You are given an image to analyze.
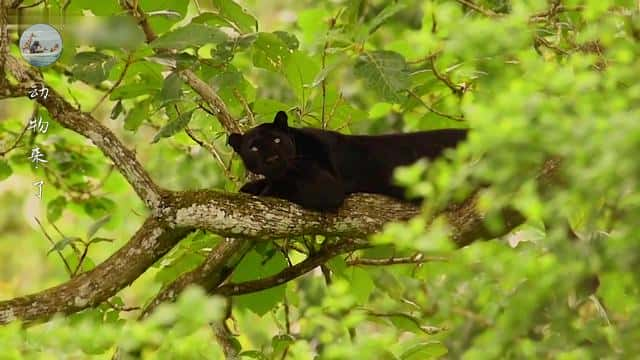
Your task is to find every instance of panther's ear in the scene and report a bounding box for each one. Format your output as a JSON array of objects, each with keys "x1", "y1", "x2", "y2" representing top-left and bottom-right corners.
[
  {"x1": 273, "y1": 111, "x2": 288, "y2": 129},
  {"x1": 228, "y1": 133, "x2": 243, "y2": 152}
]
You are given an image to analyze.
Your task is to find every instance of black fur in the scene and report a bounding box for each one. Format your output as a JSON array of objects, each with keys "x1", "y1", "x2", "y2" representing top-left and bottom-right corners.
[{"x1": 228, "y1": 111, "x2": 467, "y2": 211}]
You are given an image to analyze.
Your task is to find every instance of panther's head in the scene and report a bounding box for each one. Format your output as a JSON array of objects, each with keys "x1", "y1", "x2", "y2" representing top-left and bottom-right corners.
[{"x1": 228, "y1": 111, "x2": 296, "y2": 179}]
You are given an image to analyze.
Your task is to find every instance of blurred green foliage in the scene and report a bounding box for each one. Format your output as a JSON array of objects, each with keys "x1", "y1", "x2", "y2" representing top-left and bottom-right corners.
[{"x1": 1, "y1": 0, "x2": 639, "y2": 359}]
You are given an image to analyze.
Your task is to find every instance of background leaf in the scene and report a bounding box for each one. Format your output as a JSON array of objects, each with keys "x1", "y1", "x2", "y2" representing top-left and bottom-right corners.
[{"x1": 354, "y1": 50, "x2": 410, "y2": 103}]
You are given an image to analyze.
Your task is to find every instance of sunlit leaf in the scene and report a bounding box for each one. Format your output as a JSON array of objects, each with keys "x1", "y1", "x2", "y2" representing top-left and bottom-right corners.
[
  {"x1": 150, "y1": 23, "x2": 227, "y2": 49},
  {"x1": 87, "y1": 215, "x2": 111, "y2": 240},
  {"x1": 152, "y1": 109, "x2": 195, "y2": 143},
  {"x1": 72, "y1": 52, "x2": 117, "y2": 86},
  {"x1": 0, "y1": 159, "x2": 12, "y2": 181},
  {"x1": 354, "y1": 50, "x2": 410, "y2": 102}
]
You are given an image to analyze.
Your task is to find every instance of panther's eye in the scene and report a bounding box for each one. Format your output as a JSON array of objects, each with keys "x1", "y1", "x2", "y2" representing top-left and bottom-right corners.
[
  {"x1": 250, "y1": 146, "x2": 259, "y2": 152},
  {"x1": 273, "y1": 138, "x2": 281, "y2": 144}
]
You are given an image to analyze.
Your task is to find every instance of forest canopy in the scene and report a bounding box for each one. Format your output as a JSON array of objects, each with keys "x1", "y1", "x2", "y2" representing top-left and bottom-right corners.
[{"x1": 0, "y1": 0, "x2": 639, "y2": 359}]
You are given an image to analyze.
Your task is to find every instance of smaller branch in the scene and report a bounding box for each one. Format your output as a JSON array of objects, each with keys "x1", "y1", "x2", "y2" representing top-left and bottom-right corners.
[
  {"x1": 215, "y1": 239, "x2": 367, "y2": 296},
  {"x1": 406, "y1": 51, "x2": 440, "y2": 65},
  {"x1": 534, "y1": 36, "x2": 570, "y2": 56},
  {"x1": 455, "y1": 0, "x2": 498, "y2": 17},
  {"x1": 140, "y1": 237, "x2": 253, "y2": 318},
  {"x1": 232, "y1": 88, "x2": 255, "y2": 126},
  {"x1": 122, "y1": 0, "x2": 157, "y2": 42},
  {"x1": 211, "y1": 300, "x2": 239, "y2": 360},
  {"x1": 280, "y1": 295, "x2": 292, "y2": 360},
  {"x1": 9, "y1": 0, "x2": 25, "y2": 8},
  {"x1": 429, "y1": 57, "x2": 464, "y2": 96},
  {"x1": 178, "y1": 69, "x2": 241, "y2": 133},
  {"x1": 105, "y1": 299, "x2": 140, "y2": 312},
  {"x1": 17, "y1": 0, "x2": 45, "y2": 9},
  {"x1": 529, "y1": 4, "x2": 584, "y2": 23},
  {"x1": 185, "y1": 126, "x2": 237, "y2": 182},
  {"x1": 212, "y1": 322, "x2": 239, "y2": 359},
  {"x1": 407, "y1": 89, "x2": 465, "y2": 122},
  {"x1": 347, "y1": 253, "x2": 448, "y2": 266}
]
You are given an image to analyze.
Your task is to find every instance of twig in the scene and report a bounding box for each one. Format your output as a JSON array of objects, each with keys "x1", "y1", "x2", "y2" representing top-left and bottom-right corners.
[
  {"x1": 529, "y1": 4, "x2": 584, "y2": 23},
  {"x1": 407, "y1": 89, "x2": 465, "y2": 122},
  {"x1": 233, "y1": 88, "x2": 255, "y2": 126},
  {"x1": 34, "y1": 217, "x2": 74, "y2": 276},
  {"x1": 320, "y1": 13, "x2": 339, "y2": 129},
  {"x1": 455, "y1": 0, "x2": 498, "y2": 17},
  {"x1": 429, "y1": 56, "x2": 464, "y2": 96},
  {"x1": 105, "y1": 299, "x2": 140, "y2": 312},
  {"x1": 347, "y1": 253, "x2": 449, "y2": 266},
  {"x1": 280, "y1": 295, "x2": 292, "y2": 360},
  {"x1": 90, "y1": 53, "x2": 134, "y2": 114},
  {"x1": 185, "y1": 127, "x2": 237, "y2": 182}
]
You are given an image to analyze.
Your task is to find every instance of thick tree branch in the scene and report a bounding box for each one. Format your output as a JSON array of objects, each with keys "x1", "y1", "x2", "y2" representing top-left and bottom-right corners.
[
  {"x1": 0, "y1": 1, "x2": 9, "y2": 81},
  {"x1": 167, "y1": 191, "x2": 421, "y2": 241},
  {"x1": 4, "y1": 55, "x2": 164, "y2": 209},
  {"x1": 0, "y1": 218, "x2": 192, "y2": 325}
]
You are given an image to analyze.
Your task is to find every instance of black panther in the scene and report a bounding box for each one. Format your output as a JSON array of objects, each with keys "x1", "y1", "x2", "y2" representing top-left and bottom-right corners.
[{"x1": 228, "y1": 111, "x2": 467, "y2": 211}]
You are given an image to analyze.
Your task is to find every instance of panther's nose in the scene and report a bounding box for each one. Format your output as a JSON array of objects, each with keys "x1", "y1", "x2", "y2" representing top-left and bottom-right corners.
[{"x1": 266, "y1": 155, "x2": 279, "y2": 163}]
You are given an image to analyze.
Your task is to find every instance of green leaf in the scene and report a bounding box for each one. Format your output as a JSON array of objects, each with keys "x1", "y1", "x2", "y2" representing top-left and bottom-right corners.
[
  {"x1": 87, "y1": 215, "x2": 111, "y2": 240},
  {"x1": 354, "y1": 51, "x2": 410, "y2": 103},
  {"x1": 89, "y1": 237, "x2": 115, "y2": 244},
  {"x1": 211, "y1": 0, "x2": 258, "y2": 33},
  {"x1": 47, "y1": 236, "x2": 80, "y2": 255},
  {"x1": 400, "y1": 342, "x2": 448, "y2": 360},
  {"x1": 47, "y1": 196, "x2": 67, "y2": 222},
  {"x1": 209, "y1": 68, "x2": 256, "y2": 114},
  {"x1": 368, "y1": 2, "x2": 408, "y2": 34},
  {"x1": 159, "y1": 72, "x2": 183, "y2": 104},
  {"x1": 150, "y1": 23, "x2": 227, "y2": 49},
  {"x1": 252, "y1": 99, "x2": 290, "y2": 123},
  {"x1": 155, "y1": 253, "x2": 204, "y2": 285},
  {"x1": 110, "y1": 100, "x2": 124, "y2": 120},
  {"x1": 232, "y1": 249, "x2": 288, "y2": 316},
  {"x1": 192, "y1": 12, "x2": 237, "y2": 28},
  {"x1": 348, "y1": 267, "x2": 375, "y2": 304},
  {"x1": 252, "y1": 32, "x2": 291, "y2": 72},
  {"x1": 124, "y1": 101, "x2": 149, "y2": 132},
  {"x1": 111, "y1": 81, "x2": 160, "y2": 100},
  {"x1": 0, "y1": 159, "x2": 12, "y2": 181},
  {"x1": 83, "y1": 197, "x2": 116, "y2": 219},
  {"x1": 283, "y1": 51, "x2": 321, "y2": 103},
  {"x1": 272, "y1": 334, "x2": 295, "y2": 355},
  {"x1": 72, "y1": 52, "x2": 117, "y2": 86},
  {"x1": 273, "y1": 31, "x2": 299, "y2": 50},
  {"x1": 152, "y1": 109, "x2": 195, "y2": 143}
]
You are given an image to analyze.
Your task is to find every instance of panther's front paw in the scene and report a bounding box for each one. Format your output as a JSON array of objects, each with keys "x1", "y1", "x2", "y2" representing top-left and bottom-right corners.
[{"x1": 240, "y1": 180, "x2": 268, "y2": 195}]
